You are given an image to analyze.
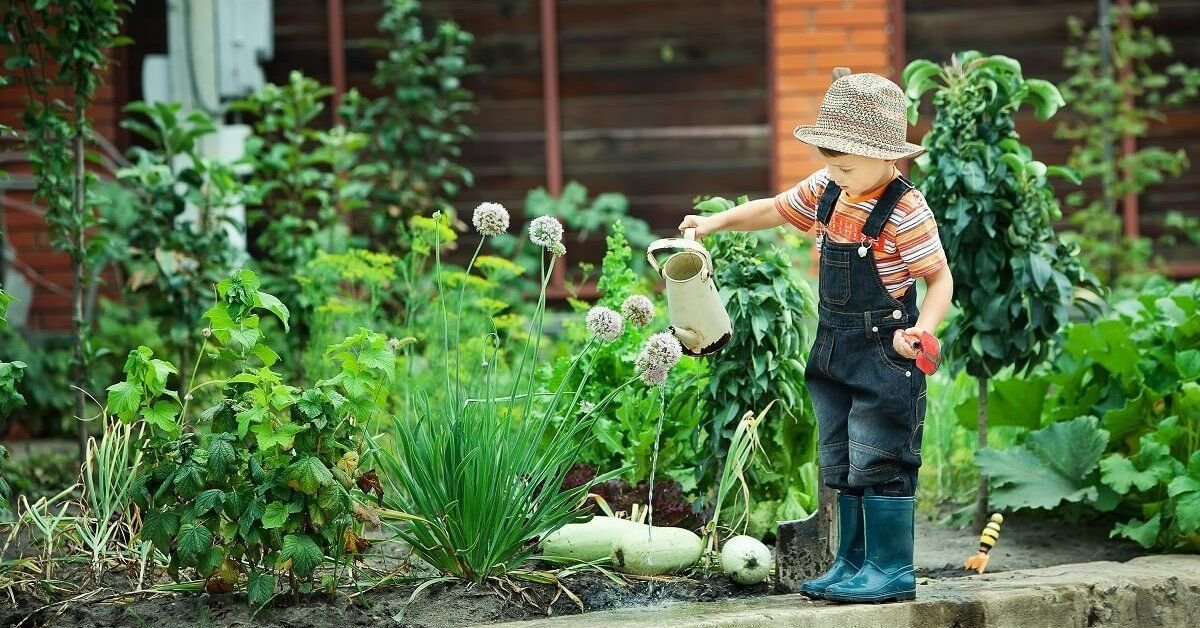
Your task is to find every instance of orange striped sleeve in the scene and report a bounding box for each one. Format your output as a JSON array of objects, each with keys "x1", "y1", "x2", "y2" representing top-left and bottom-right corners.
[
  {"x1": 773, "y1": 168, "x2": 829, "y2": 234},
  {"x1": 894, "y1": 190, "x2": 948, "y2": 278}
]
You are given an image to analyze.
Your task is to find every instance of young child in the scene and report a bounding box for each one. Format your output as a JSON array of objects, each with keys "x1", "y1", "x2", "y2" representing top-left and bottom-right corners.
[{"x1": 678, "y1": 71, "x2": 953, "y2": 603}]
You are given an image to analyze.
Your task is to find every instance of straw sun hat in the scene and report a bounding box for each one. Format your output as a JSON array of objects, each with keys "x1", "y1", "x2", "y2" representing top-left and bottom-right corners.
[{"x1": 792, "y1": 70, "x2": 924, "y2": 160}]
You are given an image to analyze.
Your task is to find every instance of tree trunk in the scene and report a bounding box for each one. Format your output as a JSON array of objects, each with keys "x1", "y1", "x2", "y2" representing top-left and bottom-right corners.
[
  {"x1": 975, "y1": 375, "x2": 989, "y2": 530},
  {"x1": 72, "y1": 120, "x2": 87, "y2": 456}
]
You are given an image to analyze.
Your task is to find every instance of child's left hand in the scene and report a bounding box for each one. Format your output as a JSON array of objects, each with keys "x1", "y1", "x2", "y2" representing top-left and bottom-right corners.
[{"x1": 892, "y1": 327, "x2": 925, "y2": 360}]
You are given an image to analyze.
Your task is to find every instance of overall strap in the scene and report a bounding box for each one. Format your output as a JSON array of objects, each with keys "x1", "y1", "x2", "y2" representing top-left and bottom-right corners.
[
  {"x1": 816, "y1": 181, "x2": 842, "y2": 225},
  {"x1": 862, "y1": 175, "x2": 915, "y2": 239}
]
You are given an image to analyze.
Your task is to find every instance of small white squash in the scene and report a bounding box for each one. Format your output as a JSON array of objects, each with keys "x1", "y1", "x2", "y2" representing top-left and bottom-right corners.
[
  {"x1": 721, "y1": 535, "x2": 772, "y2": 584},
  {"x1": 540, "y1": 516, "x2": 648, "y2": 563},
  {"x1": 610, "y1": 526, "x2": 704, "y2": 576}
]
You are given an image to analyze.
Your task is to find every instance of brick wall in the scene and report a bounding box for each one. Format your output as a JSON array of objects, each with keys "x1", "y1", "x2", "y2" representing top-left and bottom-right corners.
[
  {"x1": 769, "y1": 0, "x2": 902, "y2": 192},
  {"x1": 1, "y1": 68, "x2": 123, "y2": 331}
]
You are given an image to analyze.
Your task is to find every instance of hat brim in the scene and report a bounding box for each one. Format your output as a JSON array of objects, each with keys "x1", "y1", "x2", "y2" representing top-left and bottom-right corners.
[{"x1": 793, "y1": 125, "x2": 924, "y2": 160}]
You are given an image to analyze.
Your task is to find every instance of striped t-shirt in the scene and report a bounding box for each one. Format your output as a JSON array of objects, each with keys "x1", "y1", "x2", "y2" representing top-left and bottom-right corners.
[{"x1": 774, "y1": 168, "x2": 948, "y2": 297}]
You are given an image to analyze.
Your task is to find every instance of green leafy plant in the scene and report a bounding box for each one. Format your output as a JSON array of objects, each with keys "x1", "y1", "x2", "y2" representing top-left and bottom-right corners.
[
  {"x1": 976, "y1": 416, "x2": 1109, "y2": 511},
  {"x1": 547, "y1": 221, "x2": 704, "y2": 491},
  {"x1": 236, "y1": 71, "x2": 376, "y2": 306},
  {"x1": 109, "y1": 270, "x2": 393, "y2": 604},
  {"x1": 95, "y1": 101, "x2": 244, "y2": 375},
  {"x1": 1057, "y1": 1, "x2": 1200, "y2": 289},
  {"x1": 979, "y1": 278, "x2": 1200, "y2": 548},
  {"x1": 904, "y1": 52, "x2": 1103, "y2": 524},
  {"x1": 698, "y1": 196, "x2": 819, "y2": 532},
  {"x1": 369, "y1": 208, "x2": 686, "y2": 584},
  {"x1": 341, "y1": 0, "x2": 476, "y2": 251},
  {"x1": 0, "y1": 289, "x2": 27, "y2": 421},
  {"x1": 492, "y1": 182, "x2": 653, "y2": 293},
  {"x1": 2, "y1": 0, "x2": 133, "y2": 452}
]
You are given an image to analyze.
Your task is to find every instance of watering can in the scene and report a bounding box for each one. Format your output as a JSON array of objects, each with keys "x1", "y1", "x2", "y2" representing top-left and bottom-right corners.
[{"x1": 646, "y1": 228, "x2": 733, "y2": 357}]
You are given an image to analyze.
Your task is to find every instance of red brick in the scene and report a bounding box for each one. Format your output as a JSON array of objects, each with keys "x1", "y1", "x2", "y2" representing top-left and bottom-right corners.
[
  {"x1": 815, "y1": 50, "x2": 891, "y2": 71},
  {"x1": 777, "y1": 74, "x2": 833, "y2": 95},
  {"x1": 14, "y1": 251, "x2": 71, "y2": 270},
  {"x1": 4, "y1": 229, "x2": 42, "y2": 247},
  {"x1": 775, "y1": 8, "x2": 814, "y2": 29},
  {"x1": 777, "y1": 30, "x2": 847, "y2": 51},
  {"x1": 776, "y1": 0, "x2": 847, "y2": 7},
  {"x1": 813, "y1": 8, "x2": 888, "y2": 27},
  {"x1": 849, "y1": 28, "x2": 891, "y2": 46}
]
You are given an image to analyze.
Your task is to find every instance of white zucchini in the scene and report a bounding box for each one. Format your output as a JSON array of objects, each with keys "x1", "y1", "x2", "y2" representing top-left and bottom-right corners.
[
  {"x1": 610, "y1": 526, "x2": 703, "y2": 576},
  {"x1": 540, "y1": 516, "x2": 648, "y2": 563}
]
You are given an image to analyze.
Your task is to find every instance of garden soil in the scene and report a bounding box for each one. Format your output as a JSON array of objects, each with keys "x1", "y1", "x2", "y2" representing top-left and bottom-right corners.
[{"x1": 0, "y1": 513, "x2": 1145, "y2": 628}]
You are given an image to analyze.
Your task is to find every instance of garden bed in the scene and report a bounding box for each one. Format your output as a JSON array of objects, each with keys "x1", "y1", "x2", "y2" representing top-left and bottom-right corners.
[{"x1": 0, "y1": 513, "x2": 1144, "y2": 628}]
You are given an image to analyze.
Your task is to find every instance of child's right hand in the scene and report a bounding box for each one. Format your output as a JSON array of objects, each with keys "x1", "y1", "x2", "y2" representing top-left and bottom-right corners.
[{"x1": 678, "y1": 214, "x2": 719, "y2": 238}]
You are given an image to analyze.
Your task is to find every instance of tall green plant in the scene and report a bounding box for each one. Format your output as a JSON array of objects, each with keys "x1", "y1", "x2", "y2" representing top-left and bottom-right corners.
[
  {"x1": 1057, "y1": 1, "x2": 1200, "y2": 289},
  {"x1": 95, "y1": 101, "x2": 243, "y2": 374},
  {"x1": 904, "y1": 52, "x2": 1102, "y2": 524},
  {"x1": 698, "y1": 197, "x2": 818, "y2": 531},
  {"x1": 341, "y1": 0, "x2": 476, "y2": 252},
  {"x1": 2, "y1": 0, "x2": 133, "y2": 453},
  {"x1": 236, "y1": 71, "x2": 376, "y2": 306}
]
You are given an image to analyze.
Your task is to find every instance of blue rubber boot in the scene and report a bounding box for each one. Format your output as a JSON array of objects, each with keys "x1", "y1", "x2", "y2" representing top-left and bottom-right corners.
[
  {"x1": 798, "y1": 492, "x2": 864, "y2": 599},
  {"x1": 823, "y1": 495, "x2": 916, "y2": 603}
]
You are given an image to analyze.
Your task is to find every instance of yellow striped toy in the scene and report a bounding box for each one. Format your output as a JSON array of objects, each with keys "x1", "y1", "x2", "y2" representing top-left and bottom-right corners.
[{"x1": 964, "y1": 513, "x2": 1003, "y2": 574}]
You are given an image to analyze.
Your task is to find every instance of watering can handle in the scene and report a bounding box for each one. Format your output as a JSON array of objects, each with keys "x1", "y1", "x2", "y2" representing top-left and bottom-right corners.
[{"x1": 646, "y1": 228, "x2": 714, "y2": 278}]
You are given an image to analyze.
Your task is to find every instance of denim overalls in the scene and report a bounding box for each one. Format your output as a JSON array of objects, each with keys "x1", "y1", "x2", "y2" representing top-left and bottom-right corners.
[{"x1": 805, "y1": 176, "x2": 926, "y2": 497}]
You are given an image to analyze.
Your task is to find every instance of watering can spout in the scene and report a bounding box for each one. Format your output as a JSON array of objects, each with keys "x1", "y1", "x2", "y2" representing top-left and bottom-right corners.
[{"x1": 647, "y1": 229, "x2": 733, "y2": 357}]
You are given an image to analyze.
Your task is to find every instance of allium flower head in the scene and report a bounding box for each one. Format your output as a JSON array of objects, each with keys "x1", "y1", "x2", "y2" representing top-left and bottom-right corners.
[
  {"x1": 472, "y1": 202, "x2": 510, "y2": 236},
  {"x1": 550, "y1": 241, "x2": 567, "y2": 258},
  {"x1": 621, "y1": 295, "x2": 655, "y2": 329},
  {"x1": 636, "y1": 332, "x2": 683, "y2": 386},
  {"x1": 529, "y1": 215, "x2": 564, "y2": 249},
  {"x1": 586, "y1": 306, "x2": 625, "y2": 343}
]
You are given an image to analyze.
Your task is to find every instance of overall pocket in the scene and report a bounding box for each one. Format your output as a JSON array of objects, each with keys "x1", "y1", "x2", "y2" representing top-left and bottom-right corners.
[
  {"x1": 874, "y1": 329, "x2": 914, "y2": 376},
  {"x1": 818, "y1": 248, "x2": 852, "y2": 305}
]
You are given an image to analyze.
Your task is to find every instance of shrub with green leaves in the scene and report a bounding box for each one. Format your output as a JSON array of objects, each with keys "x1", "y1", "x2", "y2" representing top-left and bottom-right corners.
[
  {"x1": 236, "y1": 71, "x2": 377, "y2": 307},
  {"x1": 341, "y1": 0, "x2": 476, "y2": 252},
  {"x1": 109, "y1": 270, "x2": 395, "y2": 604},
  {"x1": 976, "y1": 278, "x2": 1200, "y2": 549},
  {"x1": 698, "y1": 196, "x2": 819, "y2": 532},
  {"x1": 905, "y1": 51, "x2": 1102, "y2": 522},
  {"x1": 96, "y1": 101, "x2": 244, "y2": 368}
]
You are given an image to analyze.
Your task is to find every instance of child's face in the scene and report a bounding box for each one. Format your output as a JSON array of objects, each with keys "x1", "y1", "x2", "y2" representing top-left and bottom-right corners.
[{"x1": 820, "y1": 153, "x2": 897, "y2": 197}]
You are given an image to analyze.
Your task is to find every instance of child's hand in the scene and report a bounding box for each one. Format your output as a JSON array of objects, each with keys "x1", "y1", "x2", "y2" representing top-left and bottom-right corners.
[
  {"x1": 678, "y1": 214, "x2": 720, "y2": 238},
  {"x1": 893, "y1": 327, "x2": 925, "y2": 360}
]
